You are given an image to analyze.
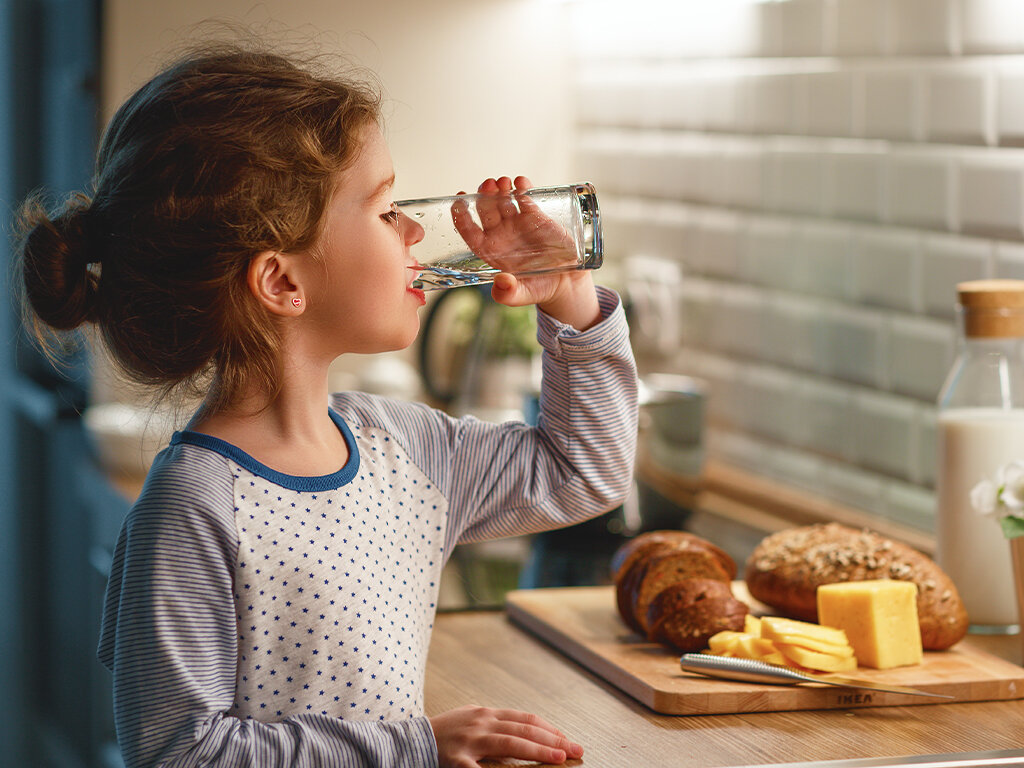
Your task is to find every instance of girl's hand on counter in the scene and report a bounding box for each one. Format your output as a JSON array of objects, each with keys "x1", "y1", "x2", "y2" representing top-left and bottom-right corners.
[{"x1": 430, "y1": 704, "x2": 584, "y2": 767}]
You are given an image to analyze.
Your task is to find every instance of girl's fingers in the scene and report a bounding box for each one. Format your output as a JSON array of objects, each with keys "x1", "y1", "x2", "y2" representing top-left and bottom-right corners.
[
  {"x1": 451, "y1": 195, "x2": 485, "y2": 252},
  {"x1": 489, "y1": 707, "x2": 566, "y2": 737},
  {"x1": 488, "y1": 708, "x2": 584, "y2": 759},
  {"x1": 475, "y1": 177, "x2": 504, "y2": 229},
  {"x1": 483, "y1": 735, "x2": 569, "y2": 765}
]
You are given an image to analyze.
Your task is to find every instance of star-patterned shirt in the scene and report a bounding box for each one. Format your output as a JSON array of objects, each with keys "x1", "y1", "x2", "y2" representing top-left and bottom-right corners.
[{"x1": 98, "y1": 287, "x2": 637, "y2": 768}]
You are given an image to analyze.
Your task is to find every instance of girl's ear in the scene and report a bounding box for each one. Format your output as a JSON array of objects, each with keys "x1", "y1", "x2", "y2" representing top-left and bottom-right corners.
[{"x1": 248, "y1": 251, "x2": 304, "y2": 316}]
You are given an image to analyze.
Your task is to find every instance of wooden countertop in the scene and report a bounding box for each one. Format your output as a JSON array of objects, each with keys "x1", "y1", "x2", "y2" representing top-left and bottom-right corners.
[{"x1": 425, "y1": 609, "x2": 1024, "y2": 767}]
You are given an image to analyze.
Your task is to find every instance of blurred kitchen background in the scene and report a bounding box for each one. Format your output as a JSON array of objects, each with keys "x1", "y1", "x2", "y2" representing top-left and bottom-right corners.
[{"x1": 3, "y1": 0, "x2": 1024, "y2": 765}]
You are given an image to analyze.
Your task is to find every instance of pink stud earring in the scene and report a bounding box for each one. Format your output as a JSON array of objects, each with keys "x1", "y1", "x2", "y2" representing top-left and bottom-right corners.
[{"x1": 292, "y1": 297, "x2": 302, "y2": 307}]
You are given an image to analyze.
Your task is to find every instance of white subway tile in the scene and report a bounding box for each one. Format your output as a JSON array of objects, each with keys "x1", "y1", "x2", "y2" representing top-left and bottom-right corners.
[
  {"x1": 575, "y1": 130, "x2": 630, "y2": 194},
  {"x1": 679, "y1": 278, "x2": 717, "y2": 349},
  {"x1": 958, "y1": 153, "x2": 1024, "y2": 238},
  {"x1": 779, "y1": 0, "x2": 828, "y2": 57},
  {"x1": 708, "y1": 428, "x2": 766, "y2": 473},
  {"x1": 959, "y1": 0, "x2": 1024, "y2": 54},
  {"x1": 819, "y1": 304, "x2": 886, "y2": 387},
  {"x1": 820, "y1": 461, "x2": 886, "y2": 514},
  {"x1": 883, "y1": 481, "x2": 936, "y2": 531},
  {"x1": 691, "y1": 209, "x2": 744, "y2": 280},
  {"x1": 742, "y1": 216, "x2": 795, "y2": 290},
  {"x1": 764, "y1": 293, "x2": 823, "y2": 372},
  {"x1": 646, "y1": 202, "x2": 693, "y2": 264},
  {"x1": 752, "y1": 1, "x2": 785, "y2": 58},
  {"x1": 709, "y1": 283, "x2": 768, "y2": 360},
  {"x1": 924, "y1": 66, "x2": 995, "y2": 146},
  {"x1": 887, "y1": 0, "x2": 958, "y2": 55},
  {"x1": 804, "y1": 71, "x2": 856, "y2": 138},
  {"x1": 825, "y1": 147, "x2": 885, "y2": 222},
  {"x1": 743, "y1": 365, "x2": 800, "y2": 442},
  {"x1": 607, "y1": 199, "x2": 688, "y2": 265},
  {"x1": 997, "y1": 64, "x2": 1024, "y2": 147},
  {"x1": 746, "y1": 74, "x2": 799, "y2": 136},
  {"x1": 765, "y1": 144, "x2": 827, "y2": 216},
  {"x1": 722, "y1": 140, "x2": 766, "y2": 210},
  {"x1": 792, "y1": 221, "x2": 854, "y2": 300},
  {"x1": 852, "y1": 389, "x2": 918, "y2": 479},
  {"x1": 886, "y1": 314, "x2": 956, "y2": 402},
  {"x1": 995, "y1": 240, "x2": 1024, "y2": 278},
  {"x1": 657, "y1": 74, "x2": 701, "y2": 130},
  {"x1": 702, "y1": 73, "x2": 740, "y2": 134},
  {"x1": 614, "y1": 144, "x2": 659, "y2": 198},
  {"x1": 921, "y1": 233, "x2": 994, "y2": 317},
  {"x1": 885, "y1": 150, "x2": 955, "y2": 230},
  {"x1": 916, "y1": 406, "x2": 938, "y2": 486},
  {"x1": 693, "y1": 352, "x2": 742, "y2": 426},
  {"x1": 834, "y1": 0, "x2": 889, "y2": 55},
  {"x1": 764, "y1": 446, "x2": 826, "y2": 494},
  {"x1": 656, "y1": 135, "x2": 709, "y2": 202},
  {"x1": 791, "y1": 377, "x2": 857, "y2": 459},
  {"x1": 850, "y1": 227, "x2": 922, "y2": 313},
  {"x1": 863, "y1": 69, "x2": 924, "y2": 142}
]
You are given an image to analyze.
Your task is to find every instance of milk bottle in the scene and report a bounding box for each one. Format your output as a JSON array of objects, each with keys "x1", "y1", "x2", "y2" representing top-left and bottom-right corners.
[{"x1": 936, "y1": 280, "x2": 1024, "y2": 632}]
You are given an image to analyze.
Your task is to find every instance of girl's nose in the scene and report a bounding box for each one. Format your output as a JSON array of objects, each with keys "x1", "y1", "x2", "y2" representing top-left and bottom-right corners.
[{"x1": 400, "y1": 211, "x2": 424, "y2": 246}]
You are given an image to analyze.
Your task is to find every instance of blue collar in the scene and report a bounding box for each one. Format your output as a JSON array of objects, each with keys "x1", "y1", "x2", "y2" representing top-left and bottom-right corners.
[{"x1": 170, "y1": 408, "x2": 360, "y2": 492}]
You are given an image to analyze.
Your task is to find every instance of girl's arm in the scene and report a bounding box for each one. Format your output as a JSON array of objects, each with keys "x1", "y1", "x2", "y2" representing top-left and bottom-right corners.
[
  {"x1": 336, "y1": 283, "x2": 637, "y2": 550},
  {"x1": 444, "y1": 284, "x2": 638, "y2": 545},
  {"x1": 98, "y1": 446, "x2": 436, "y2": 768}
]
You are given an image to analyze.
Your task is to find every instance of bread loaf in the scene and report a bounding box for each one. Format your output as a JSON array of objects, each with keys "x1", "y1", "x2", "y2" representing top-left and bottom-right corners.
[
  {"x1": 631, "y1": 548, "x2": 732, "y2": 635},
  {"x1": 645, "y1": 579, "x2": 747, "y2": 651},
  {"x1": 611, "y1": 530, "x2": 743, "y2": 645},
  {"x1": 744, "y1": 523, "x2": 968, "y2": 650},
  {"x1": 613, "y1": 530, "x2": 737, "y2": 633},
  {"x1": 611, "y1": 529, "x2": 736, "y2": 581}
]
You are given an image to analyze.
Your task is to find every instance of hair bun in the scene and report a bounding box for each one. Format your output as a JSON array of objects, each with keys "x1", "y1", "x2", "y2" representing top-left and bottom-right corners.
[{"x1": 18, "y1": 193, "x2": 101, "y2": 331}]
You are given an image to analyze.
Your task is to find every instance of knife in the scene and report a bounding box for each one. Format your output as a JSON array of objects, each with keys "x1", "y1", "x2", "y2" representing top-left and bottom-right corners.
[{"x1": 679, "y1": 653, "x2": 954, "y2": 699}]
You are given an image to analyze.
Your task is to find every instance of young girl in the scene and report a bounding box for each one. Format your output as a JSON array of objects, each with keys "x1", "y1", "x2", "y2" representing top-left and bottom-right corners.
[{"x1": 18, "y1": 43, "x2": 638, "y2": 768}]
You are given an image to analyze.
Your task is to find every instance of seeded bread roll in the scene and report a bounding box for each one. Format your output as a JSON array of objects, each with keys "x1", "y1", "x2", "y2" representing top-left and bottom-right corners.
[{"x1": 744, "y1": 523, "x2": 968, "y2": 650}]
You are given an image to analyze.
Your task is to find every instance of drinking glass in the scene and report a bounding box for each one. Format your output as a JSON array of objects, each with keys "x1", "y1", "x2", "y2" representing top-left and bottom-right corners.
[{"x1": 396, "y1": 182, "x2": 602, "y2": 290}]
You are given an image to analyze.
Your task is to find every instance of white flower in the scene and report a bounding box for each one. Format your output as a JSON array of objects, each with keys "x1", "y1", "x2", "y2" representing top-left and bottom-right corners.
[
  {"x1": 971, "y1": 479, "x2": 999, "y2": 516},
  {"x1": 999, "y1": 461, "x2": 1024, "y2": 510}
]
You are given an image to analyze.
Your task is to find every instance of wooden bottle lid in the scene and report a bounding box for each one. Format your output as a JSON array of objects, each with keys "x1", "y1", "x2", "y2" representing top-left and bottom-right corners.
[{"x1": 957, "y1": 279, "x2": 1024, "y2": 337}]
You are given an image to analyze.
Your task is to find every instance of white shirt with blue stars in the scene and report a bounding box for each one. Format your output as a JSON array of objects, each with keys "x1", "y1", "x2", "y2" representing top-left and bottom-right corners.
[{"x1": 98, "y1": 287, "x2": 637, "y2": 768}]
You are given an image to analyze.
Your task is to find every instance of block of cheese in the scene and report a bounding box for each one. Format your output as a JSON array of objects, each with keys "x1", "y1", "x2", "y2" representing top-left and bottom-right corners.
[{"x1": 817, "y1": 580, "x2": 923, "y2": 669}]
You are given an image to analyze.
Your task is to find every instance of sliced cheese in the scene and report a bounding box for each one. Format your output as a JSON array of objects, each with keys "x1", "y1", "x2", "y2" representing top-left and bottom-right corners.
[
  {"x1": 759, "y1": 616, "x2": 849, "y2": 647},
  {"x1": 744, "y1": 614, "x2": 763, "y2": 635},
  {"x1": 765, "y1": 632, "x2": 855, "y2": 658},
  {"x1": 775, "y1": 642, "x2": 858, "y2": 673},
  {"x1": 707, "y1": 631, "x2": 744, "y2": 655},
  {"x1": 816, "y1": 580, "x2": 923, "y2": 670}
]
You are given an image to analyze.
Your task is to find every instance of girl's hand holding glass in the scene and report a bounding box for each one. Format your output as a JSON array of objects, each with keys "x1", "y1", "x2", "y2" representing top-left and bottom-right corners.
[{"x1": 453, "y1": 176, "x2": 602, "y2": 329}]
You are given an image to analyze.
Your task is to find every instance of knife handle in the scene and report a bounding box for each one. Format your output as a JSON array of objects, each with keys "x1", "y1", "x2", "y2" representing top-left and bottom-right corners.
[{"x1": 679, "y1": 653, "x2": 813, "y2": 686}]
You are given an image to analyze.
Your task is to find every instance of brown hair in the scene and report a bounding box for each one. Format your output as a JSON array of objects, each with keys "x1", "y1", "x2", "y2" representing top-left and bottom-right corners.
[{"x1": 16, "y1": 42, "x2": 381, "y2": 410}]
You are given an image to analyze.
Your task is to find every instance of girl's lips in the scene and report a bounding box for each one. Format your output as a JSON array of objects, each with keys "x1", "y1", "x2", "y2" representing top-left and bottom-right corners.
[{"x1": 406, "y1": 263, "x2": 425, "y2": 304}]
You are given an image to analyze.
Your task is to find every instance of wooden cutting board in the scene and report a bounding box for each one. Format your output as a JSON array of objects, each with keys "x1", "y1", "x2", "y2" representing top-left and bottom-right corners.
[{"x1": 505, "y1": 584, "x2": 1024, "y2": 715}]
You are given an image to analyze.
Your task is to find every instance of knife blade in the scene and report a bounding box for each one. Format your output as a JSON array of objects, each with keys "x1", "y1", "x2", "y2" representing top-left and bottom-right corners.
[{"x1": 679, "y1": 653, "x2": 954, "y2": 699}]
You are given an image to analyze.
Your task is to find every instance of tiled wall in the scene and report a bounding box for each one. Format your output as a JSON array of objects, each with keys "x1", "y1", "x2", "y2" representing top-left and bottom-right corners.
[{"x1": 569, "y1": 0, "x2": 1024, "y2": 531}]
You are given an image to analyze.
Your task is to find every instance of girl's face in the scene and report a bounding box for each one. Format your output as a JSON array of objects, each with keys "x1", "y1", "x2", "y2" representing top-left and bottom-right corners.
[{"x1": 303, "y1": 123, "x2": 425, "y2": 357}]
